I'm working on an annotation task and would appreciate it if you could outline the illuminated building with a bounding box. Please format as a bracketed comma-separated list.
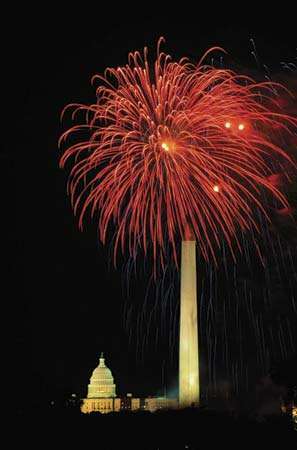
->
[81, 354, 177, 414]
[118, 393, 142, 411]
[144, 397, 178, 412]
[87, 353, 116, 398]
[81, 353, 118, 414]
[81, 354, 142, 414]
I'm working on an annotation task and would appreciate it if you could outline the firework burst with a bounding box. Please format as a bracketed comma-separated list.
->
[59, 38, 297, 271]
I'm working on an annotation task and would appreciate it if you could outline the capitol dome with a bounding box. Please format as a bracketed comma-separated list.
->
[87, 353, 116, 398]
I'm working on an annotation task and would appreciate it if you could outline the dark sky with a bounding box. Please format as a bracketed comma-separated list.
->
[11, 8, 296, 407]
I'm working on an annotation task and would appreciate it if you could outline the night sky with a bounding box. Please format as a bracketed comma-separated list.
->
[12, 8, 296, 408]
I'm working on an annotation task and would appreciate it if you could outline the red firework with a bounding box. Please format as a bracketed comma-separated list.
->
[59, 39, 297, 269]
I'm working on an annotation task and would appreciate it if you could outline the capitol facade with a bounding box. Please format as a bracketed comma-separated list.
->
[81, 353, 178, 414]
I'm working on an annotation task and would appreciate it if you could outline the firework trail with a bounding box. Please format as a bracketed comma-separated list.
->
[60, 38, 296, 275]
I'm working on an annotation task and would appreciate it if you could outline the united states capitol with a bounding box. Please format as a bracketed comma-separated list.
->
[81, 353, 178, 414]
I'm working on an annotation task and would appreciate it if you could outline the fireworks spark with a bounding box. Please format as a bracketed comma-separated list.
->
[59, 38, 297, 271]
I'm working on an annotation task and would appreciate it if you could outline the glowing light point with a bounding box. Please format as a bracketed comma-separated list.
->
[225, 121, 232, 129]
[238, 123, 245, 131]
[213, 185, 220, 192]
[161, 142, 170, 151]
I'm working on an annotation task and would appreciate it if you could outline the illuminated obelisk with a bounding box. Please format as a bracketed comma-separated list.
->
[179, 230, 199, 407]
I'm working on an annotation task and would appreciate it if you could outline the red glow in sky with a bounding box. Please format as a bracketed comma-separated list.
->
[59, 38, 297, 268]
